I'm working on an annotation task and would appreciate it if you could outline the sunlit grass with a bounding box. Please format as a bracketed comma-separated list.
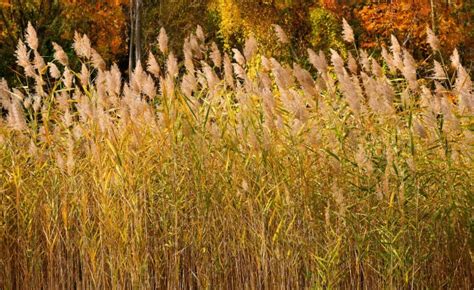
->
[0, 23, 472, 289]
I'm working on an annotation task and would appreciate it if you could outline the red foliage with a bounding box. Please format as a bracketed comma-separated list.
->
[355, 1, 466, 57]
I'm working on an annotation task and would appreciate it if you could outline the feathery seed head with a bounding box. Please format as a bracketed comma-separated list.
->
[244, 35, 258, 61]
[359, 50, 370, 72]
[202, 62, 219, 91]
[390, 35, 401, 55]
[73, 32, 92, 59]
[147, 52, 161, 77]
[52, 42, 69, 66]
[8, 90, 27, 131]
[63, 68, 74, 89]
[224, 53, 235, 89]
[390, 35, 403, 70]
[184, 49, 195, 73]
[348, 52, 358, 75]
[80, 64, 89, 87]
[166, 52, 178, 77]
[131, 62, 146, 93]
[233, 49, 246, 66]
[426, 26, 440, 51]
[261, 55, 272, 72]
[164, 74, 175, 97]
[189, 35, 202, 58]
[233, 63, 246, 81]
[33, 50, 46, 71]
[48, 62, 61, 79]
[25, 22, 39, 50]
[433, 60, 446, 80]
[330, 49, 344, 76]
[294, 64, 317, 96]
[196, 25, 205, 42]
[371, 59, 384, 78]
[402, 49, 418, 91]
[32, 94, 41, 112]
[106, 63, 122, 96]
[95, 69, 107, 102]
[142, 75, 156, 99]
[273, 24, 289, 44]
[450, 48, 460, 69]
[181, 73, 197, 98]
[455, 65, 473, 112]
[381, 46, 396, 73]
[16, 40, 31, 69]
[342, 18, 355, 43]
[210, 42, 222, 68]
[91, 49, 106, 71]
[158, 27, 169, 55]
[308, 49, 328, 75]
[0, 79, 10, 109]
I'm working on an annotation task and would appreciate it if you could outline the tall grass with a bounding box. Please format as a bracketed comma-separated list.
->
[0, 22, 472, 289]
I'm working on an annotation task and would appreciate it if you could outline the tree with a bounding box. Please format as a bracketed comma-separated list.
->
[355, 0, 470, 58]
[129, 0, 143, 74]
[0, 0, 128, 82]
[212, 0, 315, 56]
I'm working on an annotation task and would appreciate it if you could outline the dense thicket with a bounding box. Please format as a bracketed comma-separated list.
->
[0, 20, 472, 288]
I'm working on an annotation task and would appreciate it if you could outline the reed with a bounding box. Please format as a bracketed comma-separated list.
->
[0, 21, 472, 289]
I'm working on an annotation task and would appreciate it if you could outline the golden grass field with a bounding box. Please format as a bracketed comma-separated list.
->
[0, 23, 473, 288]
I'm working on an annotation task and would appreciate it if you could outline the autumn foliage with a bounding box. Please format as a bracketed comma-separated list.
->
[61, 0, 128, 59]
[355, 1, 468, 56]
[1, 0, 473, 81]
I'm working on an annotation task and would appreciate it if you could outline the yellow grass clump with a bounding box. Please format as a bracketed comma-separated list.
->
[0, 22, 473, 289]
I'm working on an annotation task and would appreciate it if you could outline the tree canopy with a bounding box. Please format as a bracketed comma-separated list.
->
[0, 0, 472, 81]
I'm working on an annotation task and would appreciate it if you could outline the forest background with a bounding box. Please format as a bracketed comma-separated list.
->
[0, 0, 473, 82]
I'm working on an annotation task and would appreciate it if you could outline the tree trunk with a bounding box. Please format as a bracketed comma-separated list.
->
[135, 0, 142, 65]
[129, 0, 142, 76]
[129, 0, 134, 76]
[430, 0, 436, 32]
